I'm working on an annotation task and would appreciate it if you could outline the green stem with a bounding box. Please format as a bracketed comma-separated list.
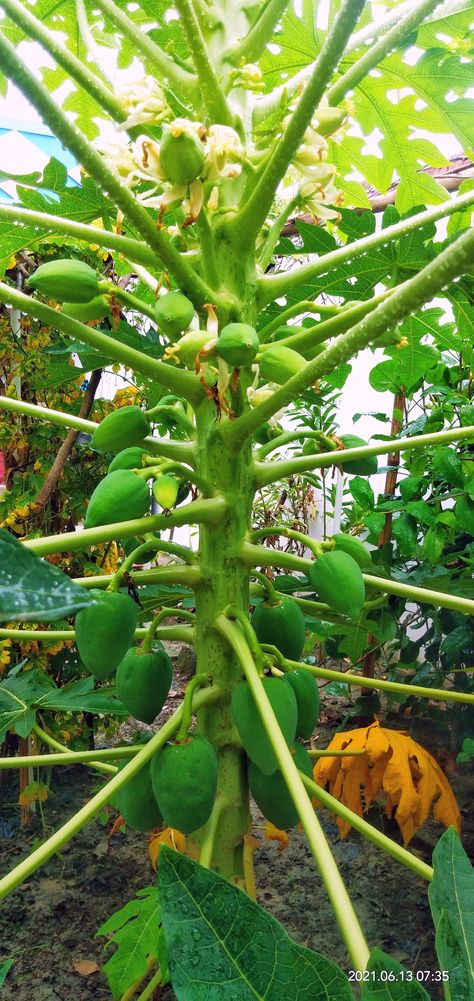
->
[99, 282, 156, 321]
[0, 746, 144, 768]
[22, 499, 226, 554]
[257, 299, 339, 343]
[260, 290, 395, 357]
[143, 607, 196, 653]
[225, 214, 474, 442]
[198, 793, 232, 869]
[107, 539, 163, 591]
[326, 0, 443, 107]
[255, 425, 474, 486]
[0, 0, 126, 123]
[90, 0, 197, 102]
[0, 284, 203, 405]
[215, 614, 370, 972]
[0, 687, 222, 900]
[300, 773, 433, 882]
[145, 404, 196, 437]
[134, 967, 163, 1001]
[258, 194, 300, 273]
[248, 570, 279, 604]
[255, 429, 338, 461]
[33, 723, 116, 776]
[223, 0, 291, 65]
[0, 626, 194, 642]
[148, 461, 214, 497]
[257, 188, 474, 305]
[223, 605, 265, 673]
[0, 34, 216, 308]
[228, 0, 365, 249]
[308, 749, 367, 758]
[173, 0, 233, 125]
[175, 673, 212, 741]
[241, 543, 474, 617]
[195, 212, 220, 288]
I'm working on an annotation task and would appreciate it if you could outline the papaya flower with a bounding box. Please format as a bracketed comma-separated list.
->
[116, 76, 170, 130]
[203, 125, 245, 182]
[296, 175, 343, 223]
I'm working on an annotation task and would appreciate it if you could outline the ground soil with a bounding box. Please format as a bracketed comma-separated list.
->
[0, 666, 472, 1001]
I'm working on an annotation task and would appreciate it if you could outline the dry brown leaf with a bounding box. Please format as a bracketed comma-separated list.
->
[73, 960, 99, 976]
[312, 720, 461, 844]
[264, 822, 289, 851]
[148, 827, 186, 870]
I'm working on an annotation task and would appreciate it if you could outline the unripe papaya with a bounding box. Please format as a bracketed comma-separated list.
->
[165, 329, 215, 368]
[216, 323, 259, 367]
[75, 589, 138, 680]
[331, 532, 372, 569]
[252, 422, 282, 445]
[308, 550, 365, 620]
[251, 595, 306, 662]
[84, 470, 150, 528]
[282, 669, 319, 739]
[61, 295, 111, 322]
[230, 677, 297, 775]
[116, 645, 172, 724]
[155, 291, 195, 341]
[111, 762, 163, 833]
[159, 126, 205, 185]
[259, 345, 306, 385]
[150, 734, 218, 835]
[108, 447, 148, 473]
[339, 434, 378, 476]
[91, 407, 150, 453]
[152, 474, 179, 511]
[27, 259, 99, 303]
[248, 741, 313, 829]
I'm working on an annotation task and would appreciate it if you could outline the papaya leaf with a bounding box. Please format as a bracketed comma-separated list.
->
[97, 886, 166, 1001]
[0, 529, 96, 622]
[456, 739, 474, 764]
[158, 846, 353, 1001]
[428, 827, 474, 997]
[0, 959, 14, 988]
[312, 721, 461, 844]
[361, 948, 431, 1000]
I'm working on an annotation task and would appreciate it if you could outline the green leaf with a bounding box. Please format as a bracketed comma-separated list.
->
[97, 887, 165, 1001]
[428, 827, 474, 998]
[0, 958, 14, 987]
[158, 847, 353, 1001]
[361, 947, 431, 999]
[432, 448, 465, 489]
[455, 495, 474, 535]
[349, 477, 374, 510]
[392, 513, 419, 557]
[456, 739, 474, 765]
[399, 477, 425, 503]
[405, 501, 435, 526]
[422, 524, 447, 564]
[0, 529, 96, 622]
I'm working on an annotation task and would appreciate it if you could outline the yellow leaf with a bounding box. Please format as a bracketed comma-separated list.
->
[312, 720, 460, 845]
[18, 781, 49, 807]
[264, 822, 289, 851]
[148, 827, 186, 869]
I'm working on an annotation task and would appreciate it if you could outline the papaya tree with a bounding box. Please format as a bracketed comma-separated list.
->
[0, 0, 474, 996]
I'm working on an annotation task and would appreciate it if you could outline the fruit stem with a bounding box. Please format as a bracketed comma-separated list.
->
[255, 430, 338, 461]
[175, 673, 214, 741]
[215, 614, 370, 972]
[257, 300, 339, 343]
[32, 723, 116, 776]
[198, 792, 234, 869]
[98, 281, 157, 321]
[248, 570, 280, 606]
[107, 541, 162, 591]
[222, 605, 265, 673]
[142, 461, 216, 498]
[143, 607, 196, 654]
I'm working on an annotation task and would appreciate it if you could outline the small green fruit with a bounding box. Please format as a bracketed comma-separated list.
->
[155, 291, 195, 341]
[259, 345, 306, 385]
[75, 589, 138, 680]
[61, 295, 110, 323]
[27, 259, 99, 303]
[331, 532, 372, 569]
[308, 550, 365, 619]
[111, 762, 163, 833]
[159, 126, 205, 185]
[249, 741, 313, 829]
[313, 105, 346, 137]
[150, 734, 218, 835]
[84, 470, 150, 528]
[216, 323, 259, 367]
[116, 646, 172, 724]
[121, 536, 159, 563]
[108, 447, 148, 473]
[152, 474, 179, 511]
[91, 407, 150, 452]
[231, 678, 297, 775]
[282, 669, 320, 739]
[339, 434, 378, 476]
[251, 595, 306, 662]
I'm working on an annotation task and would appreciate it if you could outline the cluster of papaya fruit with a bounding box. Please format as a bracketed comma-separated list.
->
[27, 257, 112, 323]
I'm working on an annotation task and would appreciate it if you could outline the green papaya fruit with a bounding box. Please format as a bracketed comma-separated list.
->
[313, 105, 346, 137]
[61, 295, 111, 323]
[248, 741, 313, 829]
[154, 291, 195, 341]
[150, 734, 218, 835]
[159, 126, 205, 185]
[121, 536, 160, 563]
[108, 447, 148, 473]
[165, 329, 215, 368]
[259, 345, 306, 385]
[75, 589, 138, 680]
[252, 422, 282, 445]
[251, 595, 306, 662]
[230, 677, 297, 775]
[84, 470, 150, 529]
[116, 645, 172, 724]
[331, 532, 372, 569]
[308, 550, 365, 619]
[91, 406, 150, 453]
[339, 434, 378, 476]
[27, 259, 99, 303]
[282, 669, 319, 739]
[111, 762, 163, 832]
[271, 324, 304, 342]
[152, 474, 179, 511]
[216, 323, 259, 367]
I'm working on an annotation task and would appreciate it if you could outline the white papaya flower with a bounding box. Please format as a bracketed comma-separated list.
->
[203, 125, 245, 182]
[116, 76, 170, 130]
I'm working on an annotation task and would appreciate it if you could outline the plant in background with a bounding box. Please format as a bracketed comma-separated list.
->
[0, 0, 473, 998]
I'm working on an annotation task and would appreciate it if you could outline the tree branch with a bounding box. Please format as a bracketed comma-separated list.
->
[223, 0, 292, 66]
[173, 0, 234, 125]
